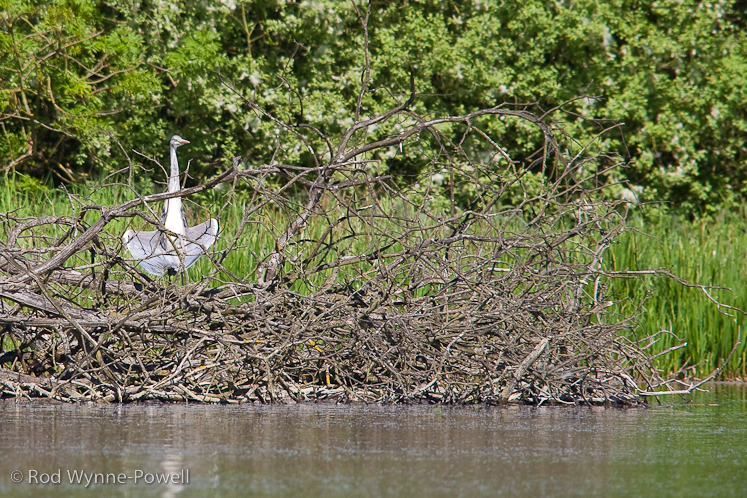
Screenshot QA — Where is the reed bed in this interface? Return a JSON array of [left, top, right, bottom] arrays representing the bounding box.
[[609, 211, 747, 379]]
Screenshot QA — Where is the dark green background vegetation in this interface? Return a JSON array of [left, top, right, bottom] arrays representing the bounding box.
[[2, 0, 746, 214], [2, 0, 747, 377]]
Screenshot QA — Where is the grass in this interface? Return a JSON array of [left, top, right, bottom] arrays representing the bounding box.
[[0, 176, 445, 297], [2, 177, 746, 378], [608, 209, 747, 379], [0, 174, 262, 286]]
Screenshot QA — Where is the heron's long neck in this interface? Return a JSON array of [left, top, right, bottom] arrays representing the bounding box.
[[169, 145, 181, 193], [164, 144, 185, 234]]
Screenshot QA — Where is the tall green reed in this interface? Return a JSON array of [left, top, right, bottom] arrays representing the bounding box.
[[609, 210, 747, 378]]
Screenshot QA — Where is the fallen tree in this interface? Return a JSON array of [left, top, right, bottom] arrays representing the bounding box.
[[0, 4, 735, 405]]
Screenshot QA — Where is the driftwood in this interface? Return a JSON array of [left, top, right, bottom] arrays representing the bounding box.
[[0, 4, 720, 405]]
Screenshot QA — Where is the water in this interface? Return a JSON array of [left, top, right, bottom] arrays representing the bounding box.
[[1, 384, 746, 497]]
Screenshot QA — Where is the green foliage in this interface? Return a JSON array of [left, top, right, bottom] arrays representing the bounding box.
[[609, 210, 747, 378], [14, 172, 51, 195], [1, 1, 745, 212]]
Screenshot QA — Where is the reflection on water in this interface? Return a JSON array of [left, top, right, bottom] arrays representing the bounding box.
[[1, 384, 746, 497], [160, 453, 184, 498]]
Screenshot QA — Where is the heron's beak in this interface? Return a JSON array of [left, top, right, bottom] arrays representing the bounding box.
[[177, 138, 190, 145]]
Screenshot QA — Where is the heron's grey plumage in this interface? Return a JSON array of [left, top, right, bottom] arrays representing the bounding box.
[[123, 135, 218, 276]]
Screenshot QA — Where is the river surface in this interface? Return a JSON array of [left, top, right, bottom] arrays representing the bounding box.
[[0, 384, 745, 497]]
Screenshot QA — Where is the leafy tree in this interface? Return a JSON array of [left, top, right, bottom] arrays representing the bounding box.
[[1, 0, 745, 215]]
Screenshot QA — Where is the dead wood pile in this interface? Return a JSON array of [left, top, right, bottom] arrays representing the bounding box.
[[0, 96, 655, 405]]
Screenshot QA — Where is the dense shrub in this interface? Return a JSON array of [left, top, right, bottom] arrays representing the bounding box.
[[1, 0, 746, 214]]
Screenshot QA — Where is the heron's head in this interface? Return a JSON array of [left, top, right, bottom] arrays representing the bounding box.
[[170, 135, 190, 148]]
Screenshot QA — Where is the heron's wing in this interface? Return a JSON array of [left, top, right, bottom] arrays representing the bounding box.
[[123, 229, 171, 276], [182, 218, 219, 269], [123, 219, 218, 274]]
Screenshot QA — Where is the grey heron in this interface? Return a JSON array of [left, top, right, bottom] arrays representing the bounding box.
[[123, 135, 218, 276]]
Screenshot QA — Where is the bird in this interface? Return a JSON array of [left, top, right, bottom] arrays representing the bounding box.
[[123, 135, 218, 276]]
